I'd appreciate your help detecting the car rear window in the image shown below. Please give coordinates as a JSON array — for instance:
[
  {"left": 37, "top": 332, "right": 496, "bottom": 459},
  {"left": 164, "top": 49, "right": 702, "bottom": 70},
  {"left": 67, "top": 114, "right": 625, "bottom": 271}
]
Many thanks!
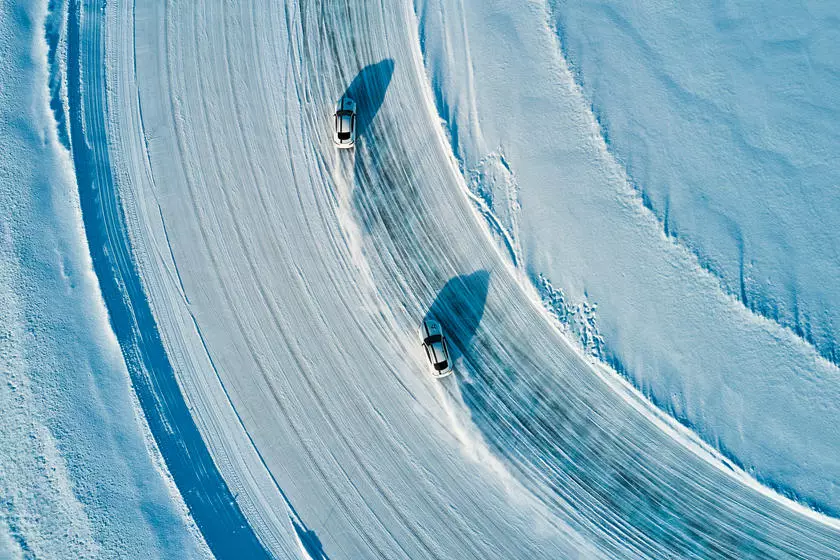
[{"left": 338, "top": 132, "right": 351, "bottom": 140}]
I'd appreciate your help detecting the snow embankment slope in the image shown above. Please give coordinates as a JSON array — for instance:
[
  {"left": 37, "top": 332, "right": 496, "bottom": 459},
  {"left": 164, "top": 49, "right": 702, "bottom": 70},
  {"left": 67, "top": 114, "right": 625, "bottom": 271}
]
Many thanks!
[
  {"left": 0, "top": 1, "right": 209, "bottom": 557},
  {"left": 415, "top": 0, "right": 840, "bottom": 518},
  {"left": 554, "top": 0, "right": 840, "bottom": 365}
]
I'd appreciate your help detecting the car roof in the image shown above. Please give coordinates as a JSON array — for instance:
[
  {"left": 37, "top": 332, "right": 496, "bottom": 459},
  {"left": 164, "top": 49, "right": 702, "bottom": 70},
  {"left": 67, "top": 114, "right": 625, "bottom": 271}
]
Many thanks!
[
  {"left": 430, "top": 340, "right": 447, "bottom": 364},
  {"left": 336, "top": 113, "right": 353, "bottom": 133},
  {"left": 424, "top": 333, "right": 442, "bottom": 345}
]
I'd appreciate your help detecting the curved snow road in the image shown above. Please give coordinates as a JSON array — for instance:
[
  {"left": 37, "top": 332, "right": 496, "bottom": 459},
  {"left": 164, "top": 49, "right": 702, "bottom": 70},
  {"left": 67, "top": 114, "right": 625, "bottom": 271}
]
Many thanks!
[{"left": 88, "top": 0, "right": 840, "bottom": 558}]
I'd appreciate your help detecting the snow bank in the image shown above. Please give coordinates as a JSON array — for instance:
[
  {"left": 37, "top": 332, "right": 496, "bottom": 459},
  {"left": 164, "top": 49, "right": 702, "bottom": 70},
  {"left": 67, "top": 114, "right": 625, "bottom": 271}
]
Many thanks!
[
  {"left": 0, "top": 0, "right": 208, "bottom": 556},
  {"left": 415, "top": 0, "right": 840, "bottom": 515}
]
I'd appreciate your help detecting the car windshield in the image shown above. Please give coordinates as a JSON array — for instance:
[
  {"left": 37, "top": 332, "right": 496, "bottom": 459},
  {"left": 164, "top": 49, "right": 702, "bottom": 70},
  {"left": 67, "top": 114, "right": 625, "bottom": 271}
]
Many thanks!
[
  {"left": 434, "top": 360, "right": 448, "bottom": 371},
  {"left": 424, "top": 334, "right": 442, "bottom": 345},
  {"left": 337, "top": 132, "right": 351, "bottom": 140}
]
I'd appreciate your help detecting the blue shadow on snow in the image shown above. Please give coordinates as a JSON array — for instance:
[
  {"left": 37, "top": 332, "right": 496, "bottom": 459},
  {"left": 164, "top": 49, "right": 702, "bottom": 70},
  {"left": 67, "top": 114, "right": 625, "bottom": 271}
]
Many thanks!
[
  {"left": 292, "top": 518, "right": 330, "bottom": 560},
  {"left": 341, "top": 59, "right": 394, "bottom": 138},
  {"left": 64, "top": 0, "right": 268, "bottom": 557},
  {"left": 425, "top": 271, "right": 491, "bottom": 365}
]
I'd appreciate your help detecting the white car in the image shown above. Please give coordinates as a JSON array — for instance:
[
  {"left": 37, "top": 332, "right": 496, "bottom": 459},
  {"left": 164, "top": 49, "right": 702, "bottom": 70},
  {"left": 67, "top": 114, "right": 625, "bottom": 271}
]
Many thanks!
[
  {"left": 333, "top": 97, "right": 356, "bottom": 148},
  {"left": 420, "top": 317, "right": 453, "bottom": 378}
]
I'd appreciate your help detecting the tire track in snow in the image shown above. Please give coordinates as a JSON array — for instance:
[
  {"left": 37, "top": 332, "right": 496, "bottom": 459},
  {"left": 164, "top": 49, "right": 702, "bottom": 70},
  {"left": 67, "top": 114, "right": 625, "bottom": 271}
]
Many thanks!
[
  {"left": 66, "top": 0, "right": 269, "bottom": 556},
  {"left": 360, "top": 1, "right": 830, "bottom": 556},
  {"left": 167, "top": 3, "right": 399, "bottom": 557},
  {"left": 110, "top": 0, "right": 840, "bottom": 558}
]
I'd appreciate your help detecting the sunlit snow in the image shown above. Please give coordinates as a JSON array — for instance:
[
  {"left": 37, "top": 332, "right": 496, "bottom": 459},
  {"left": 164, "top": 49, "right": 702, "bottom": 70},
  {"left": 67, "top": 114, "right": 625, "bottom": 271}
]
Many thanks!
[{"left": 2, "top": 0, "right": 839, "bottom": 558}]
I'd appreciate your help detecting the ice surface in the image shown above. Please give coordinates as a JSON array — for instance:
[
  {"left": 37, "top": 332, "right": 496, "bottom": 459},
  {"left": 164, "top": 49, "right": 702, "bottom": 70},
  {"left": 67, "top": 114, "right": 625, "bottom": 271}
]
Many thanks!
[
  {"left": 96, "top": 0, "right": 840, "bottom": 557},
  {"left": 104, "top": 1, "right": 595, "bottom": 557}
]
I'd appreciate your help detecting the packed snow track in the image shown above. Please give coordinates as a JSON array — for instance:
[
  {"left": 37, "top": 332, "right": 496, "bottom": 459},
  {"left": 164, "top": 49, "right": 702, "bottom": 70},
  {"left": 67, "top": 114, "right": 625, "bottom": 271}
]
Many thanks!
[{"left": 57, "top": 0, "right": 840, "bottom": 558}]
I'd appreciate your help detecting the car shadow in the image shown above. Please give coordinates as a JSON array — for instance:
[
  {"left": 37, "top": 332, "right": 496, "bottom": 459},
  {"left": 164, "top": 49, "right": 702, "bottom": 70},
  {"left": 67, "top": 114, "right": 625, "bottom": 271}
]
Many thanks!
[
  {"left": 341, "top": 59, "right": 394, "bottom": 138},
  {"left": 345, "top": 59, "right": 400, "bottom": 236},
  {"left": 424, "top": 271, "right": 491, "bottom": 366},
  {"left": 292, "top": 518, "right": 330, "bottom": 560}
]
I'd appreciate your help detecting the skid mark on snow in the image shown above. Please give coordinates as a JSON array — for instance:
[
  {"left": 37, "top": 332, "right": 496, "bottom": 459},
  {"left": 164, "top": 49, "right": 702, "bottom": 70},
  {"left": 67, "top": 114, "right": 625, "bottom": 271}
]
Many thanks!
[
  {"left": 156, "top": 204, "right": 191, "bottom": 305},
  {"left": 331, "top": 152, "right": 373, "bottom": 283},
  {"left": 331, "top": 61, "right": 396, "bottom": 303},
  {"left": 63, "top": 0, "right": 269, "bottom": 556},
  {"left": 423, "top": 272, "right": 566, "bottom": 532},
  {"left": 189, "top": 311, "right": 332, "bottom": 560},
  {"left": 414, "top": 0, "right": 610, "bottom": 366},
  {"left": 408, "top": 0, "right": 840, "bottom": 556},
  {"left": 329, "top": 63, "right": 391, "bottom": 297}
]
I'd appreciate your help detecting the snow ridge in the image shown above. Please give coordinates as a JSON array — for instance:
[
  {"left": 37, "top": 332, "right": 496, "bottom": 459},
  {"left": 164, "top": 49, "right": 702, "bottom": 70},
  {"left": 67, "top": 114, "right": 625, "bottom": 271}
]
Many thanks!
[{"left": 547, "top": 0, "right": 840, "bottom": 368}]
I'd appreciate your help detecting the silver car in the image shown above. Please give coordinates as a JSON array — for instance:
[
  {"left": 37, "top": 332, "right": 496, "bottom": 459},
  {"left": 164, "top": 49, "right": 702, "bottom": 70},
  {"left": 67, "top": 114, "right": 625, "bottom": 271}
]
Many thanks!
[
  {"left": 333, "top": 97, "right": 356, "bottom": 148},
  {"left": 420, "top": 317, "right": 453, "bottom": 378}
]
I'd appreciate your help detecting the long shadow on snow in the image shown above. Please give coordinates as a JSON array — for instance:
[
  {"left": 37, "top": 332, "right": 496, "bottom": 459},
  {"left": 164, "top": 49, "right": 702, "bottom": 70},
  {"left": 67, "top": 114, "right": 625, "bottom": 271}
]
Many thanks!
[
  {"left": 344, "top": 60, "right": 400, "bottom": 237},
  {"left": 341, "top": 59, "right": 394, "bottom": 138},
  {"left": 425, "top": 272, "right": 491, "bottom": 366},
  {"left": 292, "top": 518, "right": 330, "bottom": 560}
]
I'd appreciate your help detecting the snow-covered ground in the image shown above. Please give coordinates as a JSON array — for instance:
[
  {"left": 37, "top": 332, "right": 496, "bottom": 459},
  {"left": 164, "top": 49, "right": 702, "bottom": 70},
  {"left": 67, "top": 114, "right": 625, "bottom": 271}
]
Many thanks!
[
  {"left": 99, "top": 0, "right": 840, "bottom": 558},
  {"left": 0, "top": 1, "right": 208, "bottom": 557},
  {"left": 6, "top": 0, "right": 840, "bottom": 557},
  {"left": 552, "top": 0, "right": 840, "bottom": 365},
  {"left": 415, "top": 0, "right": 840, "bottom": 518}
]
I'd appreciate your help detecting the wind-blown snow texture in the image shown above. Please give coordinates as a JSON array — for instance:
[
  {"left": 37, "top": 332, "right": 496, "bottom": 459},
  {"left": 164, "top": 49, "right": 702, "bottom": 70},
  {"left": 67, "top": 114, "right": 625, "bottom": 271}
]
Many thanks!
[
  {"left": 553, "top": 0, "right": 840, "bottom": 364},
  {"left": 7, "top": 0, "right": 840, "bottom": 558}
]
